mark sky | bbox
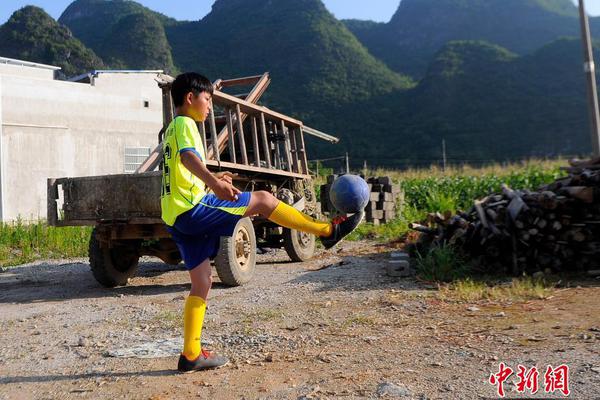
[1,0,600,25]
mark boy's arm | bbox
[180,152,241,201]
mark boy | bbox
[161,72,364,373]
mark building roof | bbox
[0,56,61,71]
[69,69,164,84]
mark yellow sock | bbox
[182,295,206,361]
[268,201,332,237]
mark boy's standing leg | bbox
[178,258,228,372]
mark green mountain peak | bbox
[0,6,104,78]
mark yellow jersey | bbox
[160,116,207,226]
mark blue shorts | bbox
[168,192,251,270]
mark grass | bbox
[438,276,555,303]
[345,158,564,242]
[0,219,91,268]
[415,243,471,282]
[0,158,566,271]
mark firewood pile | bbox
[409,158,600,275]
[320,175,402,224]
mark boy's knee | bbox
[257,191,277,206]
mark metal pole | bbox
[442,139,447,172]
[579,0,600,155]
[345,152,350,174]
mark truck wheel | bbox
[283,228,316,262]
[89,229,140,288]
[214,217,256,286]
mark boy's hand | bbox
[213,180,242,202]
[215,171,237,184]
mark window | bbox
[143,100,150,108]
[124,147,151,173]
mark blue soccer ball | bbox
[329,174,370,213]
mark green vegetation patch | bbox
[0,220,91,268]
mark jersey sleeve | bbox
[175,119,204,161]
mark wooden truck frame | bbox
[47,73,338,287]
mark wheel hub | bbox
[235,226,251,270]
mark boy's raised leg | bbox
[243,191,364,248]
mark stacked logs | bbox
[409,159,600,275]
[320,175,402,223]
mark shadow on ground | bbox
[0,261,210,304]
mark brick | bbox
[366,201,378,211]
[377,176,393,185]
[386,260,411,277]
[366,209,383,219]
[383,184,402,193]
[380,192,394,202]
[377,201,395,211]
[384,210,396,219]
[370,192,380,202]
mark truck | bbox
[47,73,338,288]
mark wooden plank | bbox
[273,123,281,169]
[47,178,58,226]
[135,141,162,173]
[251,116,261,167]
[212,90,302,127]
[208,108,219,162]
[207,73,271,159]
[260,112,272,168]
[161,85,174,127]
[281,121,293,172]
[298,127,309,175]
[235,104,249,165]
[205,159,310,179]
[198,121,208,157]
[289,126,299,174]
[218,75,264,88]
[225,108,237,163]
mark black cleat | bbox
[320,211,365,250]
[177,350,229,373]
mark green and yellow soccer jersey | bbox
[161,116,208,226]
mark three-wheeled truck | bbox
[47,73,338,287]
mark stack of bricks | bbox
[365,176,402,225]
[319,175,402,225]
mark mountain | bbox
[0,6,104,78]
[345,0,583,78]
[59,0,176,73]
[336,38,595,167]
[166,0,412,122]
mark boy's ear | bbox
[185,91,193,105]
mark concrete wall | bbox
[0,69,163,221]
[0,62,56,80]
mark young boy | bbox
[161,72,364,373]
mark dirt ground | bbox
[1,240,599,400]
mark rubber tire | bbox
[283,228,316,262]
[89,229,140,288]
[214,218,256,286]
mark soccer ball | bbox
[329,174,369,213]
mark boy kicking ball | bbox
[160,72,364,373]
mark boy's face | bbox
[186,91,212,122]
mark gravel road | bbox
[1,240,599,399]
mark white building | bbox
[0,57,164,221]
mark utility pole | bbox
[345,152,350,174]
[578,0,600,156]
[442,139,447,172]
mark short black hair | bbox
[171,72,213,107]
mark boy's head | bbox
[171,72,214,122]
